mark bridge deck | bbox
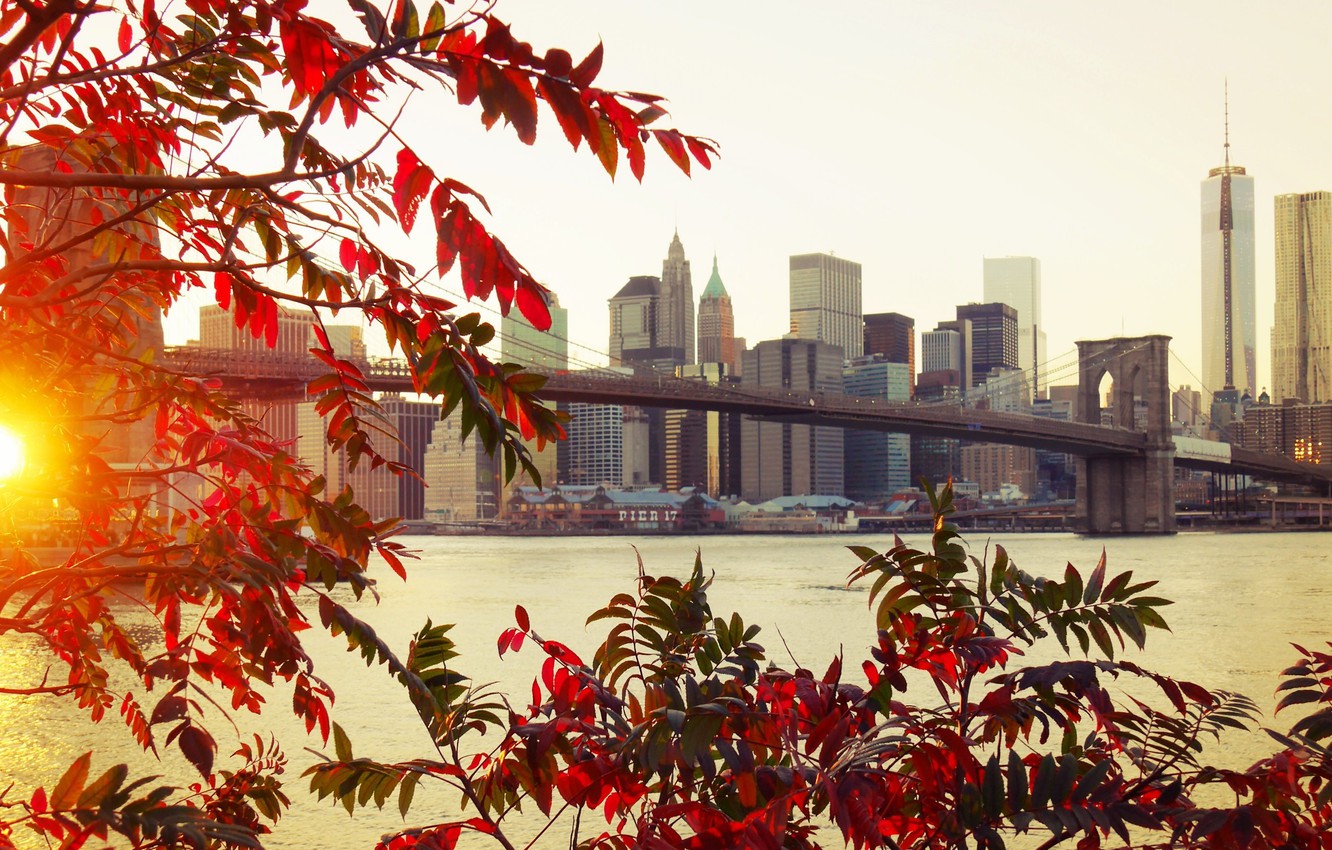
[157,348,1332,487]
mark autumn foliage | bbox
[305,483,1332,850]
[0,2,1330,850]
[0,0,710,847]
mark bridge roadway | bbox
[160,347,1332,487]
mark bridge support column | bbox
[1073,335,1176,534]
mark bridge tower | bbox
[1073,335,1176,534]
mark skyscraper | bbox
[1201,97,1256,401]
[955,303,1018,388]
[503,291,569,370]
[1272,191,1332,404]
[660,230,695,364]
[789,253,862,359]
[844,357,911,500]
[697,255,738,370]
[740,337,844,500]
[983,257,1047,397]
[863,312,915,392]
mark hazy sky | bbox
[168,1,1332,395]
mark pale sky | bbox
[167,1,1332,395]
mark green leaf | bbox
[332,722,353,762]
[1063,563,1083,609]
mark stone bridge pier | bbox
[1073,335,1176,534]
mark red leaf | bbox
[654,129,690,175]
[177,724,215,777]
[393,148,435,233]
[339,237,357,272]
[117,17,132,53]
[570,41,602,87]
[686,136,715,170]
[264,295,279,348]
[213,272,231,309]
[515,281,551,330]
[515,604,530,631]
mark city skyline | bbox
[161,1,1332,400]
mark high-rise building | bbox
[789,253,862,359]
[921,322,970,387]
[564,398,624,486]
[1272,191,1332,404]
[664,363,738,497]
[1201,97,1257,402]
[863,312,915,393]
[983,257,1047,397]
[697,256,738,371]
[660,230,695,365]
[380,396,439,521]
[740,337,844,501]
[423,415,502,521]
[956,303,1018,389]
[198,304,311,448]
[503,291,569,370]
[843,357,911,500]
[501,293,568,499]
[609,275,664,367]
[911,370,963,487]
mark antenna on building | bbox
[1224,78,1230,167]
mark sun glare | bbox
[0,425,25,481]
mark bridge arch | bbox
[1074,335,1175,533]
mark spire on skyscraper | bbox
[701,253,728,298]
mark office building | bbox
[911,370,963,486]
[922,322,971,389]
[664,363,738,497]
[564,398,624,486]
[380,396,439,520]
[198,304,312,448]
[501,293,568,499]
[1201,111,1256,402]
[843,357,911,500]
[956,303,1017,389]
[660,230,695,365]
[697,256,738,371]
[503,291,569,370]
[863,312,915,393]
[423,415,502,521]
[983,257,1047,397]
[1272,191,1332,404]
[740,337,844,501]
[790,253,862,358]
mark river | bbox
[2,529,1330,848]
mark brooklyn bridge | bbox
[161,334,1332,535]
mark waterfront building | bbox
[862,312,915,393]
[1201,103,1257,403]
[505,485,725,532]
[955,302,1018,389]
[740,337,844,501]
[1272,191,1332,403]
[789,253,862,358]
[697,256,738,371]
[843,357,911,500]
[983,257,1047,397]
